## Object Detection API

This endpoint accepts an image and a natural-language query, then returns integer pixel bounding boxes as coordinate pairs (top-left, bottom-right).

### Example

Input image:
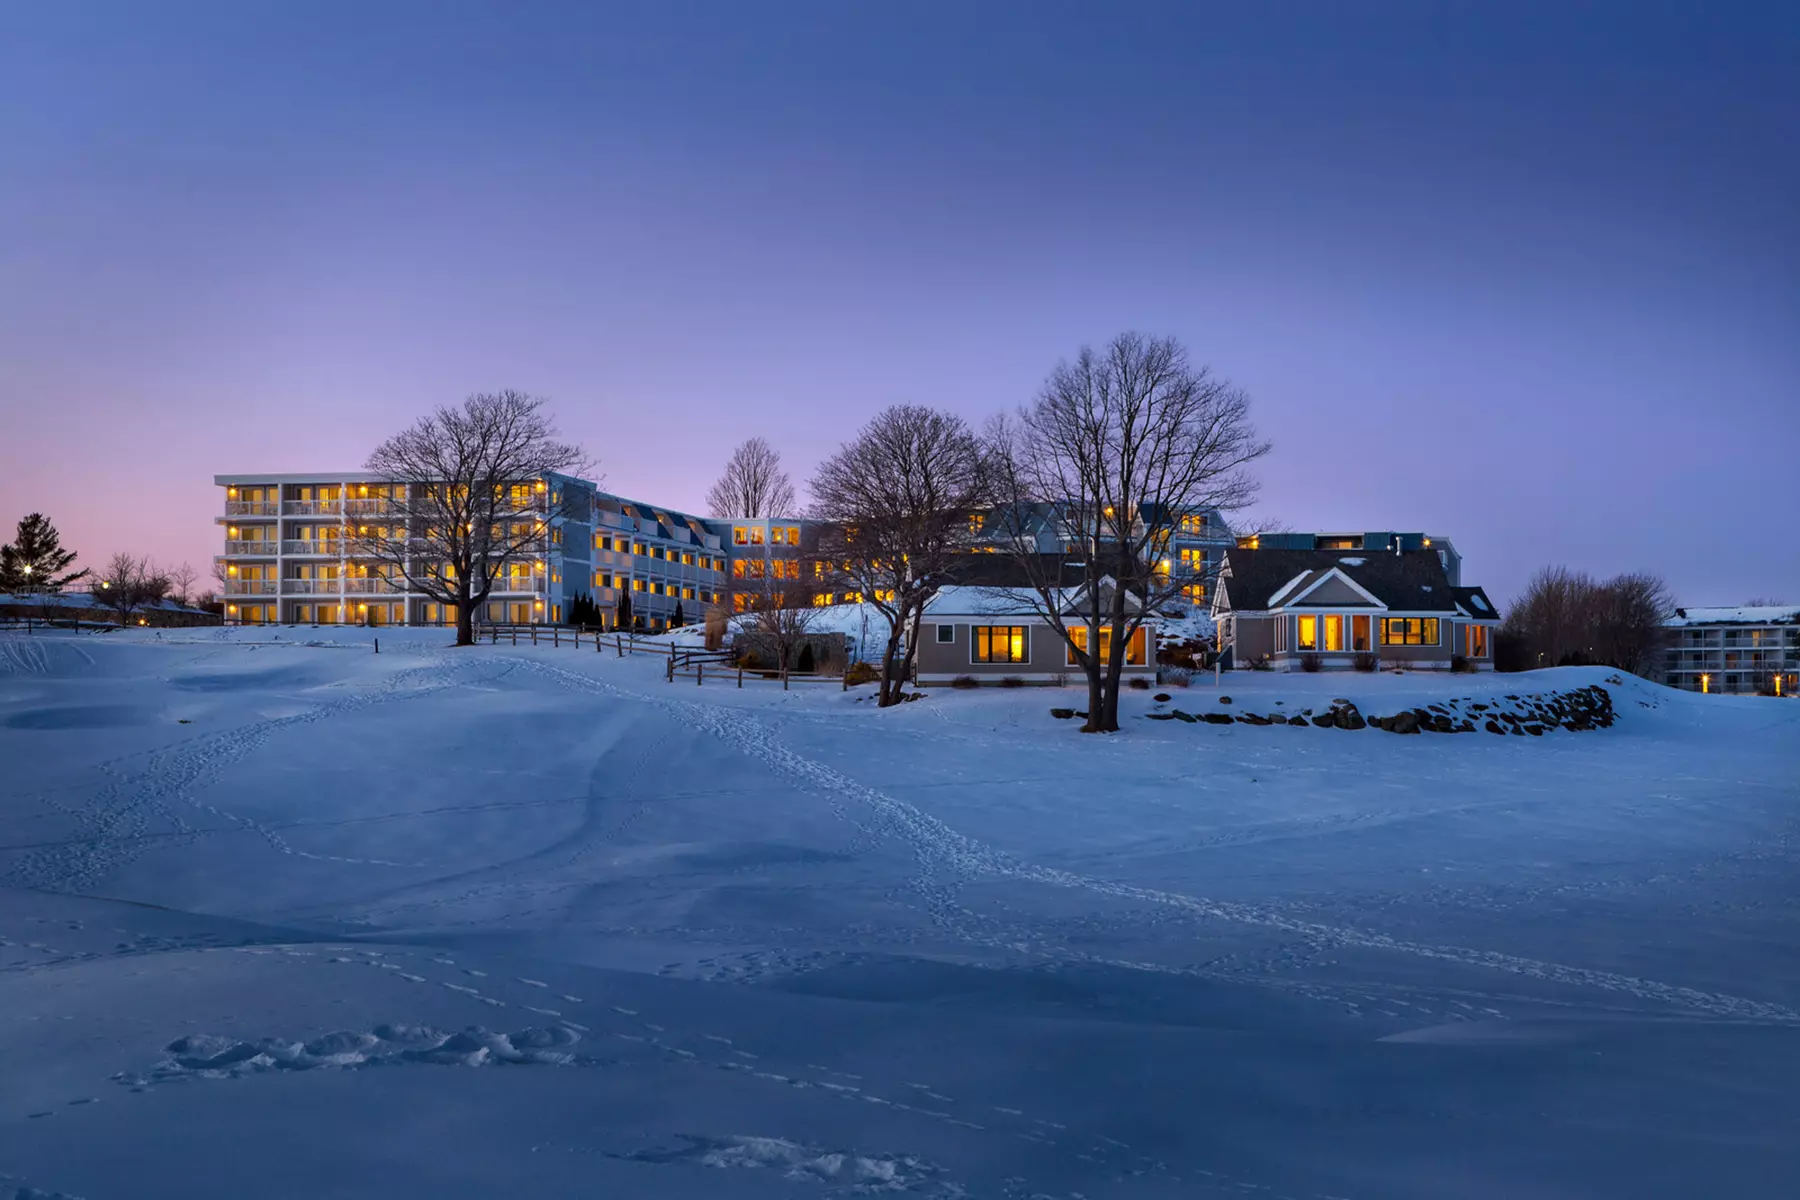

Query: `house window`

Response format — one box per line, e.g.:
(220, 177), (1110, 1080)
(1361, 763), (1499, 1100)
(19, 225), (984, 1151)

(1322, 614), (1344, 652)
(973, 625), (1028, 663)
(632, 541), (646, 555)
(936, 624), (955, 644)
(682, 586), (695, 600)
(1297, 615), (1318, 651)
(1352, 614), (1371, 652)
(632, 578), (645, 591)
(1381, 618), (1439, 646)
(751, 526), (765, 545)
(1179, 548), (1207, 571)
(732, 559), (747, 579)
(734, 527), (748, 545)
(1181, 584), (1205, 607)
(1466, 625), (1490, 657)
(787, 526), (800, 545)
(771, 526), (786, 545)
(1180, 513), (1208, 534)
(682, 552), (694, 566)
(1066, 625), (1148, 667)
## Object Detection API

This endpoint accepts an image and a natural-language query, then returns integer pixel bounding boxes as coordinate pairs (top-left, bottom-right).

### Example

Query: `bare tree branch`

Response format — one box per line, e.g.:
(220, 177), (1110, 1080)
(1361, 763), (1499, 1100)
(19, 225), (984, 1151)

(706, 436), (797, 518)
(809, 405), (989, 707)
(988, 333), (1271, 732)
(358, 390), (589, 645)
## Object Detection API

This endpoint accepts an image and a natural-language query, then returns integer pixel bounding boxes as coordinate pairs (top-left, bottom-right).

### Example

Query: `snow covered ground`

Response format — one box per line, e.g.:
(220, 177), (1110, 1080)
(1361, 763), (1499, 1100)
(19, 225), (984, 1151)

(1, 626), (1797, 1199)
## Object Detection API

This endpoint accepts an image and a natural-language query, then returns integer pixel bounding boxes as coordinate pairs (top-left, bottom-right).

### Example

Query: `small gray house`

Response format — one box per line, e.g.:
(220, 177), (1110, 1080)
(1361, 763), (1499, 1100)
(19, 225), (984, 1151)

(1212, 547), (1499, 671)
(916, 581), (1158, 686)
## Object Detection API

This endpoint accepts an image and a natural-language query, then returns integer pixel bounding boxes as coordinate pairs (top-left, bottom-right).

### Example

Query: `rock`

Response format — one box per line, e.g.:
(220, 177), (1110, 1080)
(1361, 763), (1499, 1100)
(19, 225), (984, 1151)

(1485, 720), (1505, 734)
(1218, 696), (1232, 705)
(1269, 713), (1288, 725)
(1240, 713), (1271, 726)
(1145, 713), (1176, 721)
(1202, 712), (1235, 725)
(1312, 714), (1337, 728)
(1172, 709), (1197, 723)
(1387, 711), (1420, 734)
(1050, 708), (1076, 719)
(1523, 724), (1545, 736)
(1154, 693), (1171, 702)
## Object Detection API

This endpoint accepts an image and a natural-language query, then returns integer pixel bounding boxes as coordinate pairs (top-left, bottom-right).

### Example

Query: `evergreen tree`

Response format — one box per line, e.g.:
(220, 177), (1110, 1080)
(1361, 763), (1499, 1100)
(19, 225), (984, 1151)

(0, 513), (88, 592)
(672, 598), (685, 628)
(615, 589), (633, 629)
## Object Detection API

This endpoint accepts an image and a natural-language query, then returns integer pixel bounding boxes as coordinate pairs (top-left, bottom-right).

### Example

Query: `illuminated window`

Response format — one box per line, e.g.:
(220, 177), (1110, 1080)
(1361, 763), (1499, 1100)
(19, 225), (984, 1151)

(1066, 625), (1148, 667)
(787, 526), (800, 545)
(1180, 513), (1208, 534)
(631, 578), (644, 591)
(771, 526), (785, 545)
(682, 586), (695, 600)
(1322, 614), (1344, 652)
(732, 559), (747, 579)
(1181, 584), (1205, 606)
(1352, 614), (1371, 651)
(1319, 537), (1357, 550)
(972, 626), (1028, 663)
(734, 527), (748, 545)
(1179, 548), (1207, 571)
(682, 552), (694, 566)
(968, 514), (985, 534)
(1380, 618), (1439, 646)
(1466, 626), (1490, 657)
(751, 526), (764, 545)
(632, 541), (646, 555)
(732, 593), (750, 612)
(1297, 615), (1318, 651)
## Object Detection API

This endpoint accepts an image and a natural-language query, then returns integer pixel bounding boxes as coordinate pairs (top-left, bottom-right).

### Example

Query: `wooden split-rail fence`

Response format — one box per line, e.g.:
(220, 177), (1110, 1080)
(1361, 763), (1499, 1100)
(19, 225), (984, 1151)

(481, 625), (855, 690)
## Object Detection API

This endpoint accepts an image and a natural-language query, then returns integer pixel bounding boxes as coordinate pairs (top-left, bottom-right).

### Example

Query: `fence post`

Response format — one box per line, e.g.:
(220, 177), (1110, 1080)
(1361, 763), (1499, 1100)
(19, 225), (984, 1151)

(697, 662), (703, 686)
(512, 629), (518, 646)
(596, 630), (603, 653)
(616, 635), (623, 658)
(374, 637), (380, 655)
(783, 665), (790, 691)
(666, 657), (673, 683)
(737, 665), (743, 689)
(553, 628), (559, 648)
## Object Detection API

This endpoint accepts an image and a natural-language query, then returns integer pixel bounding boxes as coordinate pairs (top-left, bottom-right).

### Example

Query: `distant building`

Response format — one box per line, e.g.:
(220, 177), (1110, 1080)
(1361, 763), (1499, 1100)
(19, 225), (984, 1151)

(1237, 531), (1462, 586)
(1661, 606), (1800, 695)
(1212, 546), (1499, 671)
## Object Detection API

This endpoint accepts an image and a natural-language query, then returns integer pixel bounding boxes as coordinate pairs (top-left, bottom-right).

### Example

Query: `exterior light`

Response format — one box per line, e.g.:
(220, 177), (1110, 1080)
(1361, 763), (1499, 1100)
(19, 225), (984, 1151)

(536, 480), (546, 492)
(228, 527), (238, 536)
(1701, 673), (1710, 693)
(358, 603), (368, 611)
(21, 565), (30, 576)
(1424, 537), (1432, 547)
(227, 565), (238, 575)
(359, 485), (368, 496)
(228, 487), (238, 497)
(137, 618), (147, 626)
(228, 604), (238, 614)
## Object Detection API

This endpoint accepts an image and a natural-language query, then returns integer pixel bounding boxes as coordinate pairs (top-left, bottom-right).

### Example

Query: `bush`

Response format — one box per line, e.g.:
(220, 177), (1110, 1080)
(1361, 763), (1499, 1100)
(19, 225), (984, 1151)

(797, 643), (816, 673)
(1127, 676), (1151, 690)
(1450, 654), (1471, 673)
(1153, 692), (1171, 702)
(1299, 652), (1322, 673)
(949, 675), (980, 689)
(737, 651), (761, 670)
(1162, 667), (1192, 687)
(842, 661), (879, 687)
(1353, 652), (1378, 673)
(999, 675), (1026, 688)
(1248, 655), (1274, 672)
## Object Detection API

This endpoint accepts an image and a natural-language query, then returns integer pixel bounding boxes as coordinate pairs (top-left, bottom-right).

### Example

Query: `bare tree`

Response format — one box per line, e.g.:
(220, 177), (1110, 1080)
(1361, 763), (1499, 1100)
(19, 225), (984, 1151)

(95, 553), (171, 627)
(989, 333), (1270, 733)
(1744, 596), (1788, 606)
(1503, 566), (1674, 675)
(731, 549), (820, 675)
(810, 405), (989, 707)
(706, 436), (797, 518)
(166, 561), (198, 608)
(359, 391), (589, 646)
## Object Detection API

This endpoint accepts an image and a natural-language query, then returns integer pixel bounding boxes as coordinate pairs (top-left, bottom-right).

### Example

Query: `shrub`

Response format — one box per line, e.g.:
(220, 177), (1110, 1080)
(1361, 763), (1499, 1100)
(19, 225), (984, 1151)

(999, 675), (1026, 688)
(1353, 652), (1378, 673)
(1299, 652), (1322, 673)
(950, 675), (980, 689)
(1248, 655), (1274, 672)
(1450, 654), (1471, 673)
(797, 643), (816, 673)
(1127, 676), (1151, 690)
(1153, 692), (1171, 702)
(737, 651), (761, 670)
(1051, 672), (1070, 687)
(842, 661), (880, 687)
(1162, 667), (1192, 687)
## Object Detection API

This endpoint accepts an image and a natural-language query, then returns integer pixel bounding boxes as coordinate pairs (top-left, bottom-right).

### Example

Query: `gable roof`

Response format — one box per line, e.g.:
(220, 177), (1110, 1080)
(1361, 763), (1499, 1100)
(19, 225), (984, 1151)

(1450, 585), (1500, 621)
(1217, 548), (1476, 615)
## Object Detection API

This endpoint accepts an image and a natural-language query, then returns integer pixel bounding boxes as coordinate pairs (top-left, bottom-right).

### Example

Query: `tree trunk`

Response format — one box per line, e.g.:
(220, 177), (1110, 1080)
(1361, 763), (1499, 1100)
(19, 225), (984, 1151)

(1081, 661), (1105, 733)
(877, 626), (906, 707)
(454, 587), (475, 646)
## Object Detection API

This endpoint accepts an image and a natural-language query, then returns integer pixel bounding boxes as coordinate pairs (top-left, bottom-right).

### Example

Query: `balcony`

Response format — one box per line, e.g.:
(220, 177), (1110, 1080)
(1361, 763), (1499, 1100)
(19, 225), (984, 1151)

(282, 540), (342, 556)
(223, 579), (278, 595)
(283, 500), (344, 516)
(342, 577), (406, 594)
(222, 540), (278, 556)
(491, 576), (548, 594)
(224, 501), (280, 517)
(283, 579), (341, 594)
(345, 498), (404, 517)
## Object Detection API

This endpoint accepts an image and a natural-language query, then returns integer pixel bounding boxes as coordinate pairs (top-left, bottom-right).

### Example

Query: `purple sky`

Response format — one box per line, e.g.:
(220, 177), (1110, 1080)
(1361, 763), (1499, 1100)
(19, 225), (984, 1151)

(2, 1), (1795, 606)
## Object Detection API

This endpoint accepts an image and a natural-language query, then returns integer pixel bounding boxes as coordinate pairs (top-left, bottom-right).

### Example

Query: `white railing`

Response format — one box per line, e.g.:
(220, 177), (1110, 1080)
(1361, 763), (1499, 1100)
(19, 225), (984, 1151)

(344, 499), (404, 516)
(225, 501), (279, 516)
(490, 576), (548, 594)
(223, 540), (278, 555)
(282, 540), (342, 555)
(283, 500), (344, 515)
(282, 579), (340, 594)
(342, 578), (406, 594)
(224, 580), (279, 595)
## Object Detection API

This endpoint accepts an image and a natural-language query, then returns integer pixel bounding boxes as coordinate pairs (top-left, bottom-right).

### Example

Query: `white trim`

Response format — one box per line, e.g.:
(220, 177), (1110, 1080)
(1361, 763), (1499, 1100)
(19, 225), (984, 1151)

(967, 623), (1032, 667)
(1284, 567), (1387, 610)
(1265, 571), (1314, 607)
(935, 622), (955, 644)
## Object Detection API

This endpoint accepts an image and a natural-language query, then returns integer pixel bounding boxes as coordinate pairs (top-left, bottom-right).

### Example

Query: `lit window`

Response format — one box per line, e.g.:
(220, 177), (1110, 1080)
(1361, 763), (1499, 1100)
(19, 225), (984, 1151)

(972, 626), (1028, 664)
(682, 552), (694, 566)
(1297, 615), (1318, 651)
(771, 526), (785, 545)
(734, 527), (748, 545)
(732, 560), (747, 579)
(1066, 625), (1147, 666)
(1380, 618), (1439, 646)
(1181, 584), (1205, 606)
(1466, 625), (1490, 657)
(1322, 615), (1344, 652)
(631, 578), (644, 591)
(787, 526), (799, 545)
(682, 586), (695, 600)
(751, 527), (764, 545)
(1352, 614), (1371, 651)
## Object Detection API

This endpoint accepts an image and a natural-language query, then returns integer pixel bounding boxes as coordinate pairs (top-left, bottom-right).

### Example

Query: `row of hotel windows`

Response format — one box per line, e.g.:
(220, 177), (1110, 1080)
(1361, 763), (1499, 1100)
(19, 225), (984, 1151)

(594, 536), (724, 568)
(937, 624), (1150, 667)
(591, 572), (719, 603)
(1274, 615), (1490, 657)
(734, 525), (803, 546)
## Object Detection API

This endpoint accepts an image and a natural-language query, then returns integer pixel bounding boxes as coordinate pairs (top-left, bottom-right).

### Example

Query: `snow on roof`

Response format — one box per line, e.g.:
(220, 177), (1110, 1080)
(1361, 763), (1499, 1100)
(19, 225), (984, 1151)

(0, 592), (210, 614)
(1469, 594), (1489, 613)
(1338, 557), (1366, 566)
(1265, 571), (1315, 607)
(1667, 605), (1800, 627)
(924, 586), (1052, 617)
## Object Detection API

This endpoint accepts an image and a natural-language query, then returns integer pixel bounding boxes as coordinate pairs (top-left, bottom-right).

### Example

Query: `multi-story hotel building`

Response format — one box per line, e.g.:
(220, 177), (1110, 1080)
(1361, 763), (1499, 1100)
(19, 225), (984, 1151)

(214, 471), (1236, 627)
(1661, 606), (1800, 695)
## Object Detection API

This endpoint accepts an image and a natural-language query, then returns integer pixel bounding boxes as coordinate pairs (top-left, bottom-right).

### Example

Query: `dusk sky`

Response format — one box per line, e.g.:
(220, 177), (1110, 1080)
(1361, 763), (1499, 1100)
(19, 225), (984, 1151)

(2, 1), (1794, 606)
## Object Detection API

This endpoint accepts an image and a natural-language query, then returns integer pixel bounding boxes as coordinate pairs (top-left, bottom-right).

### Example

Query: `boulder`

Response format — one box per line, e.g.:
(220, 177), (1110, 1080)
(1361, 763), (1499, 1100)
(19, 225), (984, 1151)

(1240, 713), (1272, 726)
(1218, 696), (1233, 705)
(1484, 720), (1505, 735)
(1269, 713), (1289, 725)
(1173, 710), (1197, 723)
(1050, 708), (1076, 720)
(1387, 710), (1420, 735)
(1202, 712), (1235, 725)
(1312, 714), (1337, 728)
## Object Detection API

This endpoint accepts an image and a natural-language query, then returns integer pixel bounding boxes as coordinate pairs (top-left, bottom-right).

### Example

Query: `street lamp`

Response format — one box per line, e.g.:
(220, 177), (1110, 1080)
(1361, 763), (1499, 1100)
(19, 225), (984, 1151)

(1701, 672), (1710, 694)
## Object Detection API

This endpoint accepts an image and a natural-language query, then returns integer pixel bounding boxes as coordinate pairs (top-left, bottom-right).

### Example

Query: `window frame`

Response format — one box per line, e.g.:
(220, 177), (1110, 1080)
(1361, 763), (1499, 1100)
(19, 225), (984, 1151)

(1380, 617), (1440, 646)
(936, 623), (955, 644)
(971, 625), (1029, 664)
